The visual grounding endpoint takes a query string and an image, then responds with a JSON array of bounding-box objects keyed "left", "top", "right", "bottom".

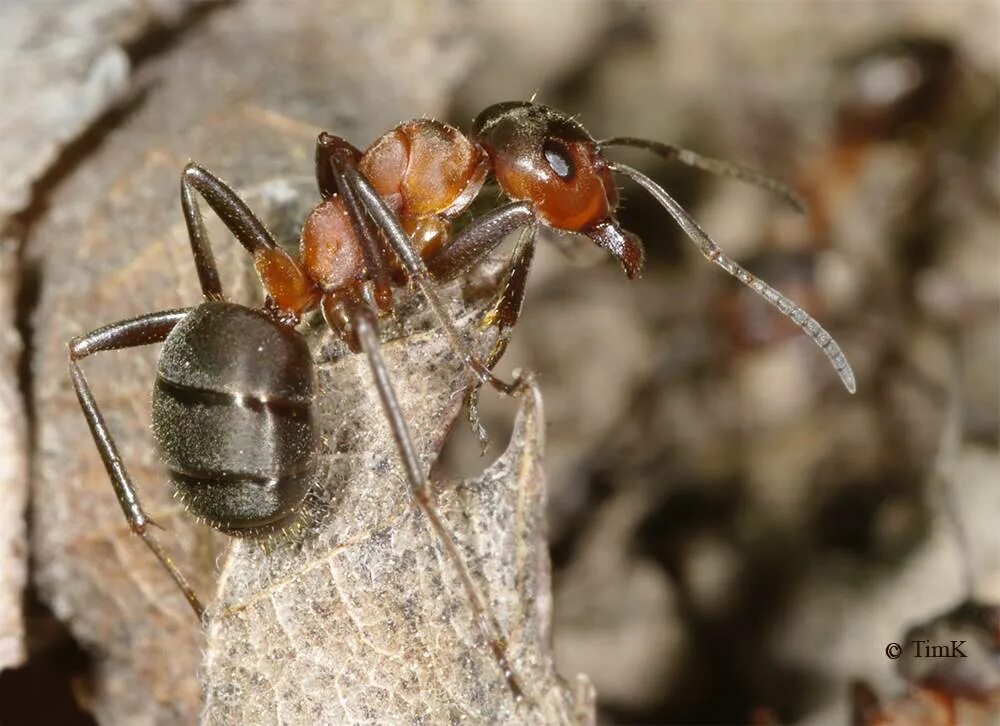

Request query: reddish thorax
[
  {"left": 359, "top": 119, "right": 488, "bottom": 256},
  {"left": 261, "top": 118, "right": 488, "bottom": 349}
]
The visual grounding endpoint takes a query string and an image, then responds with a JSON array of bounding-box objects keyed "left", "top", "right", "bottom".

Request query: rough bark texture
[
  {"left": 29, "top": 2, "right": 590, "bottom": 724},
  {"left": 1, "top": 0, "right": 213, "bottom": 680},
  {"left": 0, "top": 246, "right": 27, "bottom": 670},
  {"left": 0, "top": 0, "right": 213, "bottom": 223}
]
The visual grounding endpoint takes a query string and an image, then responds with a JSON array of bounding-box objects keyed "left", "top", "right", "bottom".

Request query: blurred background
[
  {"left": 1, "top": 1, "right": 997, "bottom": 724},
  {"left": 442, "top": 3, "right": 1000, "bottom": 724}
]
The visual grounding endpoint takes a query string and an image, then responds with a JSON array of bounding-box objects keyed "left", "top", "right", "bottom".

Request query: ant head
[{"left": 472, "top": 102, "right": 644, "bottom": 278}]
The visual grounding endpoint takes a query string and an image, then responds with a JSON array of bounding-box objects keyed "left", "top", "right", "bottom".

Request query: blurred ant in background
[
  {"left": 794, "top": 35, "right": 995, "bottom": 246},
  {"left": 741, "top": 35, "right": 999, "bottom": 726},
  {"left": 70, "top": 99, "right": 855, "bottom": 700},
  {"left": 852, "top": 600, "right": 1000, "bottom": 725},
  {"left": 851, "top": 340, "right": 999, "bottom": 726}
]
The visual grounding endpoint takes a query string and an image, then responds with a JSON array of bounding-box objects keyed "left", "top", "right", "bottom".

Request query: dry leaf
[{"left": 203, "top": 358, "right": 593, "bottom": 723}]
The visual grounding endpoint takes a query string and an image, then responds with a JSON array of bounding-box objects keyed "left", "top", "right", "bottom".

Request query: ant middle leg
[
  {"left": 346, "top": 301, "right": 525, "bottom": 700},
  {"left": 181, "top": 163, "right": 316, "bottom": 317},
  {"left": 68, "top": 308, "right": 205, "bottom": 618}
]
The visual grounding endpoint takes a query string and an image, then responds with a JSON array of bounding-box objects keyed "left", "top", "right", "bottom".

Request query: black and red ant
[{"left": 69, "top": 100, "right": 855, "bottom": 699}]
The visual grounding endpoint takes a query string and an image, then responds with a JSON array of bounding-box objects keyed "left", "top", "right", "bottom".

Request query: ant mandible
[{"left": 68, "top": 99, "right": 855, "bottom": 702}]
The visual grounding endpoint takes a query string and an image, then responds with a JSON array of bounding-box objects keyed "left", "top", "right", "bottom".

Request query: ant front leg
[
  {"left": 331, "top": 155, "right": 523, "bottom": 397},
  {"left": 424, "top": 208, "right": 538, "bottom": 452},
  {"left": 424, "top": 201, "right": 535, "bottom": 282},
  {"left": 467, "top": 226, "right": 536, "bottom": 453},
  {"left": 68, "top": 308, "right": 205, "bottom": 619},
  {"left": 346, "top": 302, "right": 525, "bottom": 701}
]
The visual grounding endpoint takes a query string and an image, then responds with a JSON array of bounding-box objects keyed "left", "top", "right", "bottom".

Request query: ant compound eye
[{"left": 543, "top": 140, "right": 575, "bottom": 181}]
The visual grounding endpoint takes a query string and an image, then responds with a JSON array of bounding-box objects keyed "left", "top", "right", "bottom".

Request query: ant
[{"left": 69, "top": 100, "right": 855, "bottom": 701}]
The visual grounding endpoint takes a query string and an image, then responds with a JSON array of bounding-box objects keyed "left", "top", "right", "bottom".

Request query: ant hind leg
[
  {"left": 348, "top": 302, "right": 525, "bottom": 700},
  {"left": 181, "top": 162, "right": 316, "bottom": 318},
  {"left": 68, "top": 308, "right": 204, "bottom": 618},
  {"left": 180, "top": 162, "right": 281, "bottom": 299}
]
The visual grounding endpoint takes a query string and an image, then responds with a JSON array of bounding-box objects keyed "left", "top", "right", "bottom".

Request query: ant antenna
[
  {"left": 599, "top": 136, "right": 808, "bottom": 213},
  {"left": 609, "top": 160, "right": 856, "bottom": 393}
]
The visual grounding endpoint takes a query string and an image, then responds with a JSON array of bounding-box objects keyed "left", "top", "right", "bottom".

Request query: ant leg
[
  {"left": 314, "top": 132, "right": 362, "bottom": 200},
  {"left": 424, "top": 201, "right": 535, "bottom": 282},
  {"left": 180, "top": 162, "right": 279, "bottom": 299},
  {"left": 422, "top": 203, "right": 538, "bottom": 450},
  {"left": 181, "top": 163, "right": 315, "bottom": 316},
  {"left": 314, "top": 133, "right": 394, "bottom": 309},
  {"left": 598, "top": 136, "right": 807, "bottom": 213},
  {"left": 463, "top": 225, "right": 537, "bottom": 453},
  {"left": 332, "top": 157, "right": 521, "bottom": 396},
  {"left": 68, "top": 308, "right": 205, "bottom": 619},
  {"left": 350, "top": 304, "right": 524, "bottom": 701}
]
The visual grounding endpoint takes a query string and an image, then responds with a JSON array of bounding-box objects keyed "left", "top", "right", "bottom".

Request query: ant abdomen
[{"left": 152, "top": 302, "right": 318, "bottom": 536}]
